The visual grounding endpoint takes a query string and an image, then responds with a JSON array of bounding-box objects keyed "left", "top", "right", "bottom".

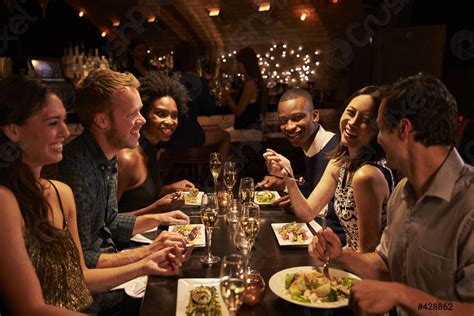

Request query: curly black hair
[{"left": 138, "top": 71, "right": 190, "bottom": 116}]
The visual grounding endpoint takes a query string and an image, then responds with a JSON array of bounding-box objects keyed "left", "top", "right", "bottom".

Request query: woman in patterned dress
[{"left": 264, "top": 86, "right": 393, "bottom": 252}]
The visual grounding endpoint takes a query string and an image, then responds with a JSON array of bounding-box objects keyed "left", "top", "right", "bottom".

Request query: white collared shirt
[{"left": 303, "top": 125, "right": 336, "bottom": 158}]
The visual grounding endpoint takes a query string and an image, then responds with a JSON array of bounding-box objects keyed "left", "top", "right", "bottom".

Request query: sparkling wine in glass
[
  {"left": 240, "top": 202, "right": 260, "bottom": 273},
  {"left": 209, "top": 152, "right": 221, "bottom": 193},
  {"left": 220, "top": 254, "right": 247, "bottom": 316},
  {"left": 223, "top": 161, "right": 237, "bottom": 197},
  {"left": 200, "top": 193, "right": 220, "bottom": 264},
  {"left": 238, "top": 177, "right": 255, "bottom": 203}
]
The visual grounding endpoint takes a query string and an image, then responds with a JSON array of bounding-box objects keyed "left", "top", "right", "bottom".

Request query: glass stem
[
  {"left": 214, "top": 177, "right": 218, "bottom": 193},
  {"left": 206, "top": 227, "right": 212, "bottom": 257}
]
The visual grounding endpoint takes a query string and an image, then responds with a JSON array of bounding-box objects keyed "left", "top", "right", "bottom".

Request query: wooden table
[{"left": 139, "top": 208, "right": 354, "bottom": 316}]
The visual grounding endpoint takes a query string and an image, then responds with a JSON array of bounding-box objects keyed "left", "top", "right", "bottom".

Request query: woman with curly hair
[
  {"left": 264, "top": 86, "right": 394, "bottom": 253},
  {"left": 117, "top": 71, "right": 195, "bottom": 215}
]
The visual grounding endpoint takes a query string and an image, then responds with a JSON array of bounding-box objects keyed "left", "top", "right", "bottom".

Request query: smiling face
[
  {"left": 14, "top": 94, "right": 70, "bottom": 170},
  {"left": 278, "top": 96, "right": 319, "bottom": 151},
  {"left": 105, "top": 87, "right": 146, "bottom": 150},
  {"left": 339, "top": 94, "right": 377, "bottom": 156},
  {"left": 143, "top": 96, "right": 178, "bottom": 142}
]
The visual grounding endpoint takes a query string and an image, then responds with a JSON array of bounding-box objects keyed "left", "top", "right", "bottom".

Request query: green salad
[
  {"left": 285, "top": 271, "right": 354, "bottom": 304},
  {"left": 255, "top": 190, "right": 275, "bottom": 203}
]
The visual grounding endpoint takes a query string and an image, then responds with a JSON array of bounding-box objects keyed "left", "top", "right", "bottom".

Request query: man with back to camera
[
  {"left": 309, "top": 73, "right": 474, "bottom": 315},
  {"left": 259, "top": 88, "right": 345, "bottom": 244}
]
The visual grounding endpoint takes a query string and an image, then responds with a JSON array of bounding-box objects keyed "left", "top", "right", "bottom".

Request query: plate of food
[
  {"left": 176, "top": 278, "right": 228, "bottom": 316},
  {"left": 271, "top": 222, "right": 314, "bottom": 246},
  {"left": 184, "top": 188, "right": 204, "bottom": 206},
  {"left": 168, "top": 224, "right": 206, "bottom": 248},
  {"left": 254, "top": 190, "right": 281, "bottom": 204},
  {"left": 268, "top": 266, "right": 359, "bottom": 308}
]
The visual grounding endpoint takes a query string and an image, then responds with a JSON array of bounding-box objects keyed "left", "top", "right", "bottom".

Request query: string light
[{"left": 78, "top": 10, "right": 85, "bottom": 17}]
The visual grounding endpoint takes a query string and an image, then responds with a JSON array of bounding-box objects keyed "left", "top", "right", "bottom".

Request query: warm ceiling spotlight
[
  {"left": 78, "top": 10, "right": 84, "bottom": 17},
  {"left": 330, "top": 0, "right": 341, "bottom": 4},
  {"left": 112, "top": 20, "right": 120, "bottom": 27},
  {"left": 258, "top": 2, "right": 271, "bottom": 11},
  {"left": 208, "top": 7, "right": 220, "bottom": 16},
  {"left": 300, "top": 10, "right": 309, "bottom": 21},
  {"left": 147, "top": 15, "right": 156, "bottom": 23},
  {"left": 101, "top": 31, "right": 107, "bottom": 38}
]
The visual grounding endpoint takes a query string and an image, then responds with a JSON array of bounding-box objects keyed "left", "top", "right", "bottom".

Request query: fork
[{"left": 320, "top": 210, "right": 330, "bottom": 279}]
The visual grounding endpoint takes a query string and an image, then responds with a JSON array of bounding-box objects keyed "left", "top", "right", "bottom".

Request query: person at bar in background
[
  {"left": 0, "top": 76, "right": 184, "bottom": 315},
  {"left": 258, "top": 88, "right": 345, "bottom": 245},
  {"left": 126, "top": 39, "right": 157, "bottom": 78},
  {"left": 164, "top": 41, "right": 230, "bottom": 159},
  {"left": 221, "top": 47, "right": 268, "bottom": 130},
  {"left": 264, "top": 86, "right": 394, "bottom": 252},
  {"left": 117, "top": 71, "right": 194, "bottom": 214},
  {"left": 309, "top": 74, "right": 474, "bottom": 315},
  {"left": 57, "top": 69, "right": 191, "bottom": 312}
]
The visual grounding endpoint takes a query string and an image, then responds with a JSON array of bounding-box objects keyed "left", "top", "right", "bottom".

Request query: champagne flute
[
  {"left": 200, "top": 193, "right": 220, "bottom": 264},
  {"left": 238, "top": 177, "right": 255, "bottom": 203},
  {"left": 240, "top": 201, "right": 260, "bottom": 273},
  {"left": 226, "top": 199, "right": 241, "bottom": 225},
  {"left": 220, "top": 254, "right": 247, "bottom": 316},
  {"left": 209, "top": 152, "right": 222, "bottom": 193},
  {"left": 223, "top": 161, "right": 237, "bottom": 198}
]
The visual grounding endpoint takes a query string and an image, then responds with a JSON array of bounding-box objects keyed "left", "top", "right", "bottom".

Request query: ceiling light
[
  {"left": 147, "top": 16, "right": 156, "bottom": 23},
  {"left": 78, "top": 10, "right": 84, "bottom": 17},
  {"left": 208, "top": 8, "right": 220, "bottom": 16},
  {"left": 300, "top": 10, "right": 309, "bottom": 21},
  {"left": 101, "top": 31, "right": 107, "bottom": 37},
  {"left": 259, "top": 2, "right": 271, "bottom": 12},
  {"left": 112, "top": 20, "right": 120, "bottom": 27}
]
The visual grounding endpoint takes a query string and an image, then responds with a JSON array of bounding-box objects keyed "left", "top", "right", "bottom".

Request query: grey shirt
[{"left": 376, "top": 148, "right": 474, "bottom": 313}]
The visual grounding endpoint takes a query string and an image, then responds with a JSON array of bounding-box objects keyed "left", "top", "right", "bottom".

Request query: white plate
[
  {"left": 168, "top": 224, "right": 206, "bottom": 248},
  {"left": 254, "top": 190, "right": 281, "bottom": 205},
  {"left": 268, "top": 266, "right": 360, "bottom": 309},
  {"left": 184, "top": 191, "right": 204, "bottom": 206},
  {"left": 176, "top": 278, "right": 229, "bottom": 316},
  {"left": 271, "top": 223, "right": 314, "bottom": 246}
]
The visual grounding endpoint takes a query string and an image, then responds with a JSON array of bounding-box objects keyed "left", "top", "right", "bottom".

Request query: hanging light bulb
[{"left": 300, "top": 10, "right": 309, "bottom": 21}]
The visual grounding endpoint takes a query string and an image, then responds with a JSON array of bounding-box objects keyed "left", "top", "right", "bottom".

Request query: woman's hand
[{"left": 263, "top": 149, "right": 294, "bottom": 179}]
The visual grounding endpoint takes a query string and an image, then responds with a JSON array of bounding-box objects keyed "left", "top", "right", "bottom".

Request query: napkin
[{"left": 111, "top": 275, "right": 148, "bottom": 298}]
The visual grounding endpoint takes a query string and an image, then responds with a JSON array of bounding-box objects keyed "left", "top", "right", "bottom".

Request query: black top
[
  {"left": 164, "top": 72, "right": 216, "bottom": 149},
  {"left": 118, "top": 136, "right": 163, "bottom": 212},
  {"left": 233, "top": 80, "right": 262, "bottom": 130}
]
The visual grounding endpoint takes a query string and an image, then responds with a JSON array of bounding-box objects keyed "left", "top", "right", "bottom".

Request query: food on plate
[
  {"left": 285, "top": 270, "right": 355, "bottom": 304},
  {"left": 255, "top": 190, "right": 275, "bottom": 203},
  {"left": 277, "top": 222, "right": 309, "bottom": 243},
  {"left": 171, "top": 225, "right": 201, "bottom": 243},
  {"left": 185, "top": 285, "right": 222, "bottom": 315},
  {"left": 185, "top": 188, "right": 200, "bottom": 204}
]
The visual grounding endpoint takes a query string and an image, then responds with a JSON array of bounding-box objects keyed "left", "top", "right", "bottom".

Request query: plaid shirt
[{"left": 58, "top": 130, "right": 136, "bottom": 268}]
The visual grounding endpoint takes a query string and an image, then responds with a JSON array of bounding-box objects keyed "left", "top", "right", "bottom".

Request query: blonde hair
[{"left": 74, "top": 69, "right": 140, "bottom": 127}]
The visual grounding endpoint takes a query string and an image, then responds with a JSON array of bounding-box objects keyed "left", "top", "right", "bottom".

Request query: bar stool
[{"left": 159, "top": 144, "right": 220, "bottom": 185}]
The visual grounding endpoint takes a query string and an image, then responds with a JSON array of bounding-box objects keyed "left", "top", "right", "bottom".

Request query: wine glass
[
  {"left": 200, "top": 193, "right": 220, "bottom": 264},
  {"left": 209, "top": 152, "right": 222, "bottom": 193},
  {"left": 220, "top": 254, "right": 247, "bottom": 316},
  {"left": 238, "top": 177, "right": 255, "bottom": 203},
  {"left": 239, "top": 201, "right": 260, "bottom": 273},
  {"left": 223, "top": 161, "right": 237, "bottom": 198},
  {"left": 227, "top": 199, "right": 241, "bottom": 225}
]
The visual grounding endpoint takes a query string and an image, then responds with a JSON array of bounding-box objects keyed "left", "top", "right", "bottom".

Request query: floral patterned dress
[{"left": 334, "top": 160, "right": 393, "bottom": 251}]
